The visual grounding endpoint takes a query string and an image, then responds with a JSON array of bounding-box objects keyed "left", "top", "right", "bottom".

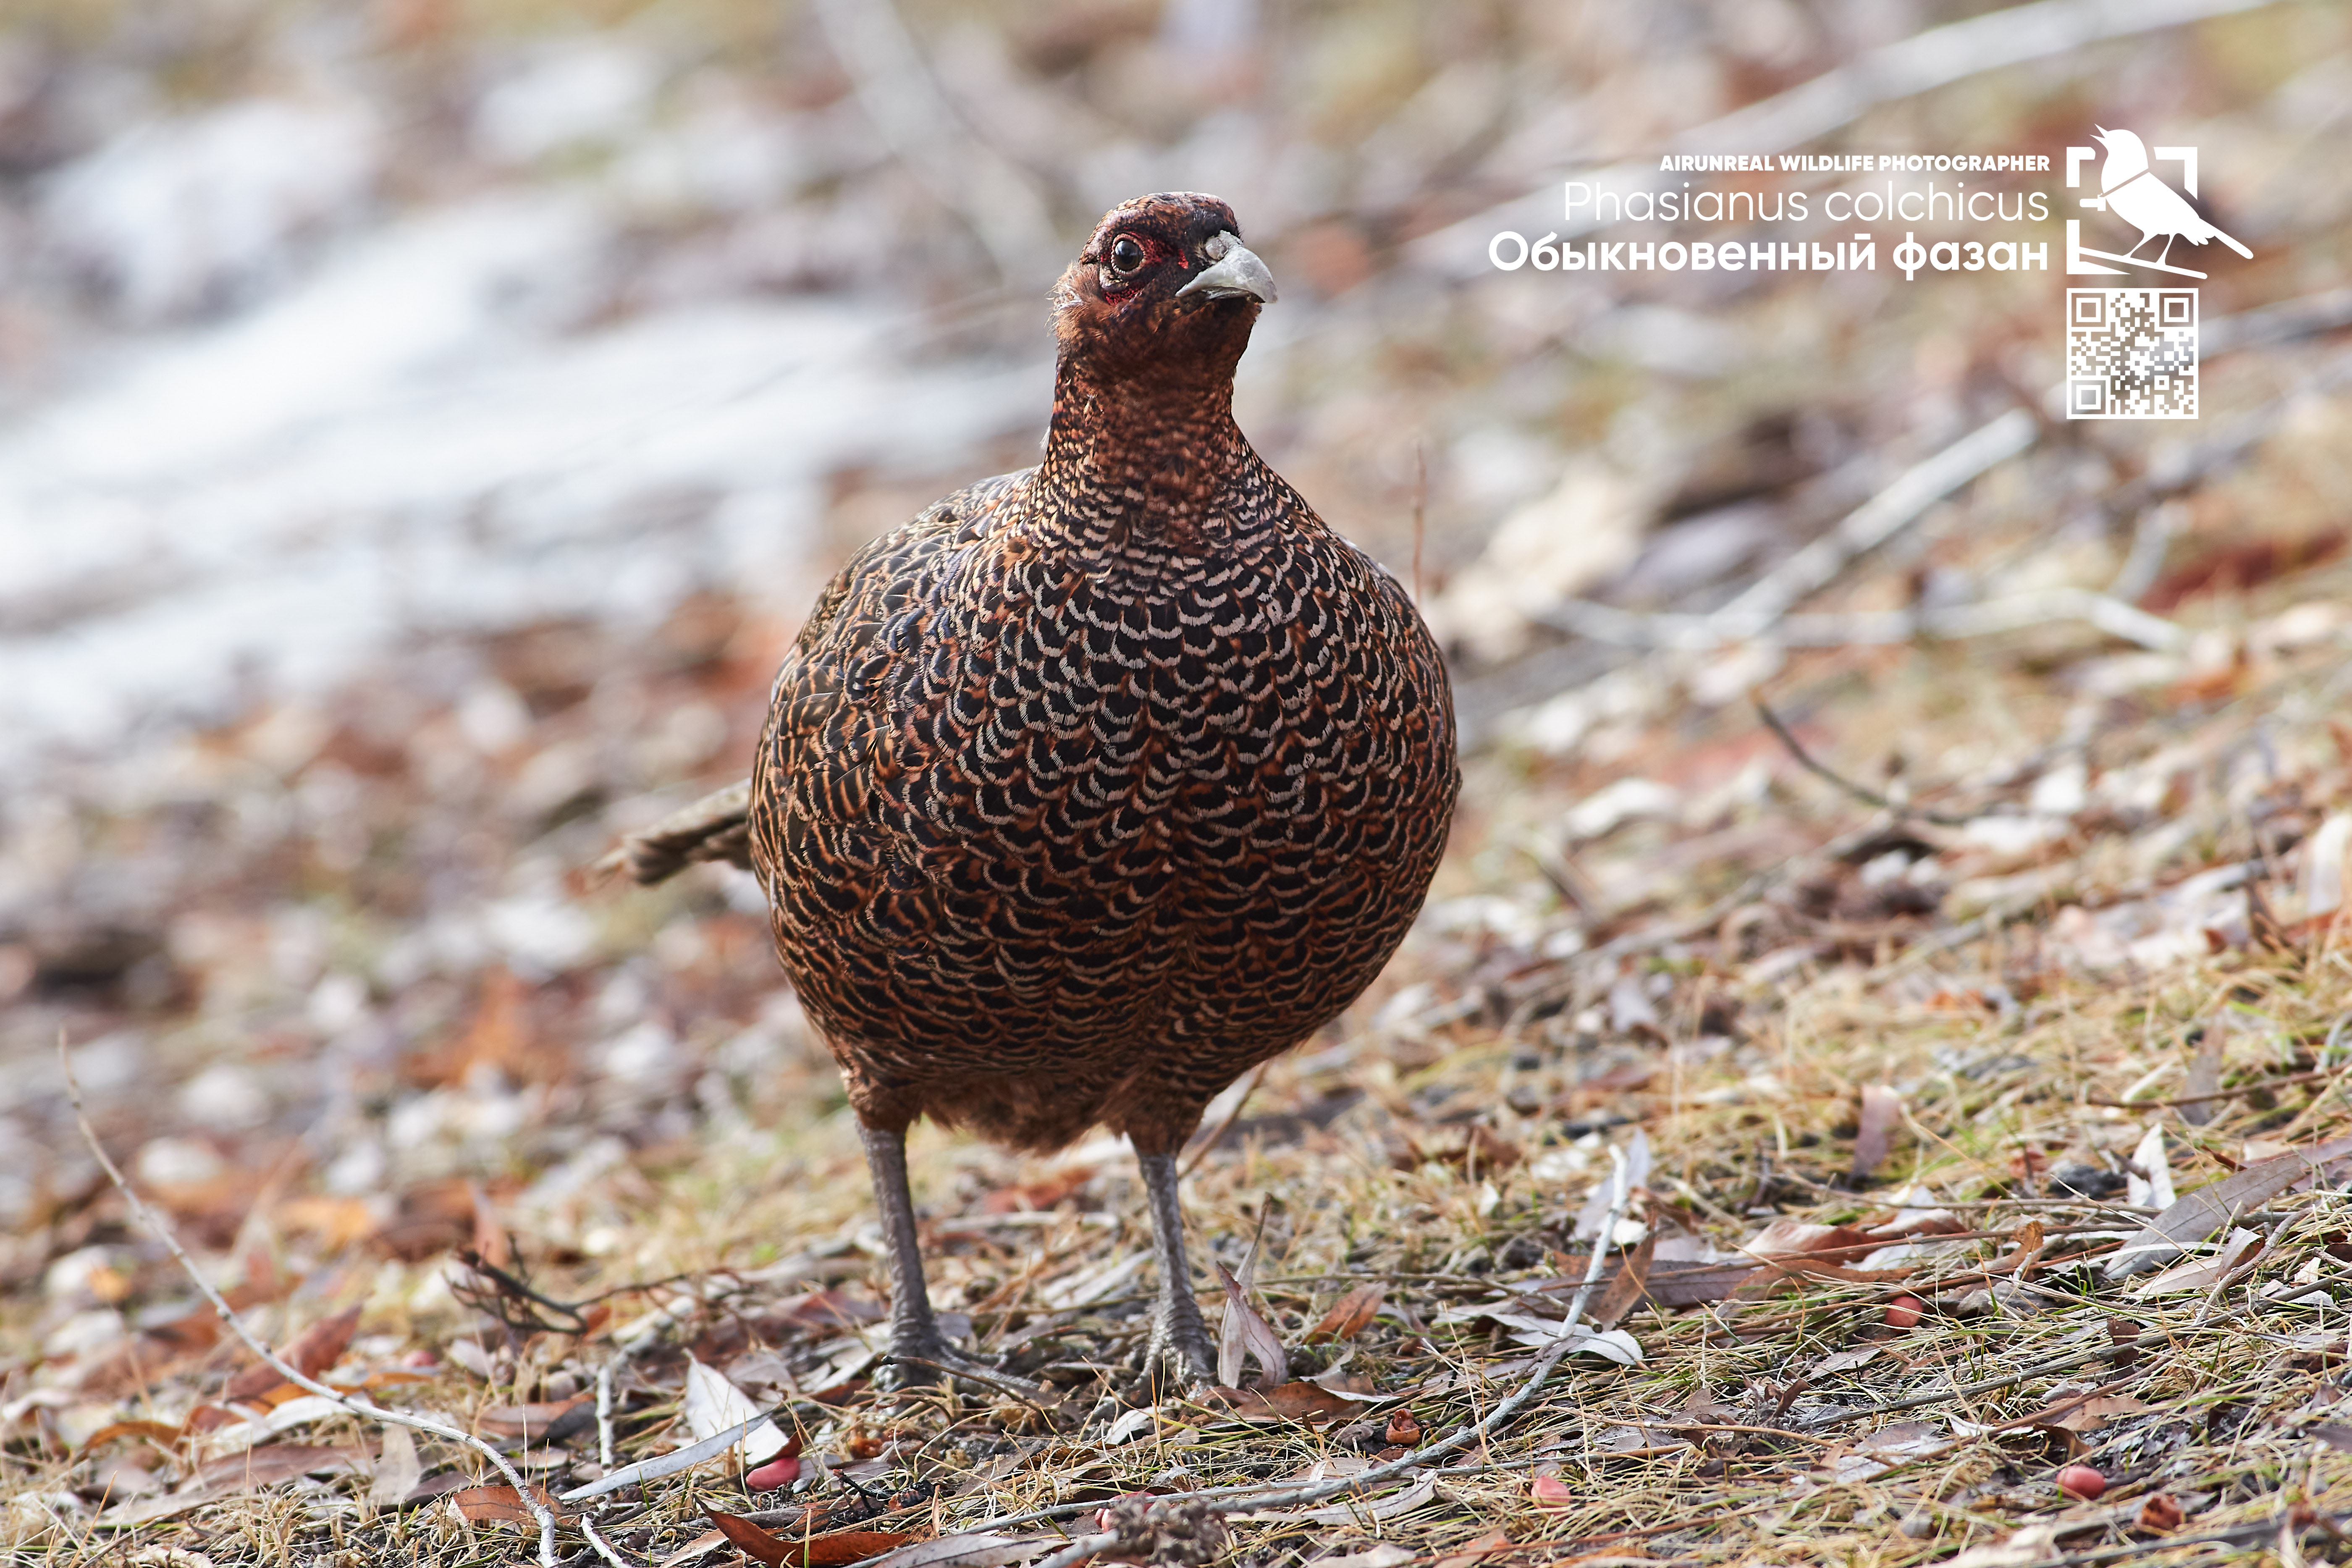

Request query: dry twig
[{"left": 1752, "top": 695, "right": 1973, "bottom": 826}]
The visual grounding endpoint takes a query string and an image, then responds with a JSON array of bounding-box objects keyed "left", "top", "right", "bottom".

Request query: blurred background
[{"left": 3, "top": 0, "right": 2349, "bottom": 1351}]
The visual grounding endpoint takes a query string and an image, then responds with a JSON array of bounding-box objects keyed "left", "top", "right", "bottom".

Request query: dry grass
[{"left": 14, "top": 601, "right": 2352, "bottom": 1566}]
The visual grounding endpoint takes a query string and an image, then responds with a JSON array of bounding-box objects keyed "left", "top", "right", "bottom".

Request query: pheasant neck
[{"left": 1035, "top": 358, "right": 1252, "bottom": 546}]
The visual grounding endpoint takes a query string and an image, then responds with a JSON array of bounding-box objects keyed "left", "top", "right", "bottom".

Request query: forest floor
[{"left": 10, "top": 496, "right": 2352, "bottom": 1568}]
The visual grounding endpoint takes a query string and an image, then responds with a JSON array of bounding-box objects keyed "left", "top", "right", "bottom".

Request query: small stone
[
  {"left": 746, "top": 1454, "right": 801, "bottom": 1490},
  {"left": 2058, "top": 1465, "right": 2106, "bottom": 1501},
  {"left": 1531, "top": 1474, "right": 1575, "bottom": 1508}
]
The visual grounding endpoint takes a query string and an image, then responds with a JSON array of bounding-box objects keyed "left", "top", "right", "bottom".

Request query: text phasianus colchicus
[{"left": 609, "top": 193, "right": 1459, "bottom": 1386}]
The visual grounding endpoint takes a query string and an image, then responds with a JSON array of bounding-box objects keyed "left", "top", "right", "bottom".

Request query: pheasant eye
[{"left": 1108, "top": 236, "right": 1146, "bottom": 275}]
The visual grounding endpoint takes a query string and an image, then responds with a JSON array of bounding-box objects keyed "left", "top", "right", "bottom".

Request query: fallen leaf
[
  {"left": 2302, "top": 813, "right": 2352, "bottom": 920},
  {"left": 2308, "top": 1423, "right": 2352, "bottom": 1452},
  {"left": 1854, "top": 1084, "right": 1902, "bottom": 1179},
  {"left": 683, "top": 1355, "right": 791, "bottom": 1465},
  {"left": 1857, "top": 1420, "right": 1948, "bottom": 1454},
  {"left": 1262, "top": 1380, "right": 1355, "bottom": 1421},
  {"left": 1742, "top": 1219, "right": 1880, "bottom": 1256},
  {"left": 711, "top": 1511, "right": 802, "bottom": 1565},
  {"left": 857, "top": 1534, "right": 1058, "bottom": 1568},
  {"left": 99, "top": 1445, "right": 367, "bottom": 1529},
  {"left": 1212, "top": 1258, "right": 1287, "bottom": 1390},
  {"left": 275, "top": 1194, "right": 382, "bottom": 1249},
  {"left": 1590, "top": 1231, "right": 1655, "bottom": 1331},
  {"left": 1310, "top": 1364, "right": 1383, "bottom": 1400},
  {"left": 2132, "top": 1227, "right": 2265, "bottom": 1296},
  {"left": 2137, "top": 1493, "right": 2185, "bottom": 1533},
  {"left": 1306, "top": 1281, "right": 1386, "bottom": 1343},
  {"left": 224, "top": 1305, "right": 361, "bottom": 1403},
  {"left": 2104, "top": 1136, "right": 2352, "bottom": 1280},
  {"left": 370, "top": 1424, "right": 422, "bottom": 1507},
  {"left": 710, "top": 1512, "right": 917, "bottom": 1567},
  {"left": 477, "top": 1397, "right": 590, "bottom": 1440},
  {"left": 353, "top": 1367, "right": 436, "bottom": 1392},
  {"left": 1189, "top": 1381, "right": 1356, "bottom": 1422},
  {"left": 2015, "top": 1393, "right": 2155, "bottom": 1433},
  {"left": 1730, "top": 1258, "right": 1912, "bottom": 1299},
  {"left": 1434, "top": 1530, "right": 1517, "bottom": 1568},
  {"left": 199, "top": 1394, "right": 356, "bottom": 1455},
  {"left": 451, "top": 1482, "right": 561, "bottom": 1526},
  {"left": 2179, "top": 1023, "right": 2227, "bottom": 1128},
  {"left": 1991, "top": 1218, "right": 2045, "bottom": 1276},
  {"left": 2141, "top": 527, "right": 2347, "bottom": 611},
  {"left": 75, "top": 1419, "right": 185, "bottom": 1453},
  {"left": 660, "top": 1528, "right": 734, "bottom": 1567},
  {"left": 560, "top": 1407, "right": 787, "bottom": 1502}
]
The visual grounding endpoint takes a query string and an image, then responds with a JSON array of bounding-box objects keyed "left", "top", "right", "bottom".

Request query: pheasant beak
[{"left": 1175, "top": 232, "right": 1277, "bottom": 305}]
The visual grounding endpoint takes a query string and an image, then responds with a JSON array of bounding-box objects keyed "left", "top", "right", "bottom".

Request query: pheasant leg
[
  {"left": 1138, "top": 1151, "right": 1216, "bottom": 1387},
  {"left": 859, "top": 1121, "right": 1039, "bottom": 1396}
]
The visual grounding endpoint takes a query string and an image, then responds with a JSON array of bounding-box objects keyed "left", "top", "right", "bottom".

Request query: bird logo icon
[{"left": 2066, "top": 127, "right": 2251, "bottom": 278}]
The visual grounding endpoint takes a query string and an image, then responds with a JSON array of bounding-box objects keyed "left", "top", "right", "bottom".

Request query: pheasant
[{"left": 608, "top": 193, "right": 1458, "bottom": 1385}]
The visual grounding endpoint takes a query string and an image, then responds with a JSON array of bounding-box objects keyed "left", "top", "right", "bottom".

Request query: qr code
[{"left": 2066, "top": 288, "right": 2197, "bottom": 419}]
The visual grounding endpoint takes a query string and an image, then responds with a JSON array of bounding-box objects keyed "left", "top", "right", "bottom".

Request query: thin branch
[
  {"left": 57, "top": 1035, "right": 561, "bottom": 1566},
  {"left": 580, "top": 1511, "right": 657, "bottom": 1568},
  {"left": 561, "top": 1406, "right": 789, "bottom": 1504},
  {"left": 1547, "top": 583, "right": 2186, "bottom": 653},
  {"left": 1715, "top": 408, "right": 2040, "bottom": 636},
  {"left": 1752, "top": 695, "right": 1973, "bottom": 827},
  {"left": 2089, "top": 1065, "right": 2344, "bottom": 1111},
  {"left": 1030, "top": 1531, "right": 1120, "bottom": 1568},
  {"left": 2203, "top": 284, "right": 2352, "bottom": 359},
  {"left": 454, "top": 1249, "right": 588, "bottom": 1335}
]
